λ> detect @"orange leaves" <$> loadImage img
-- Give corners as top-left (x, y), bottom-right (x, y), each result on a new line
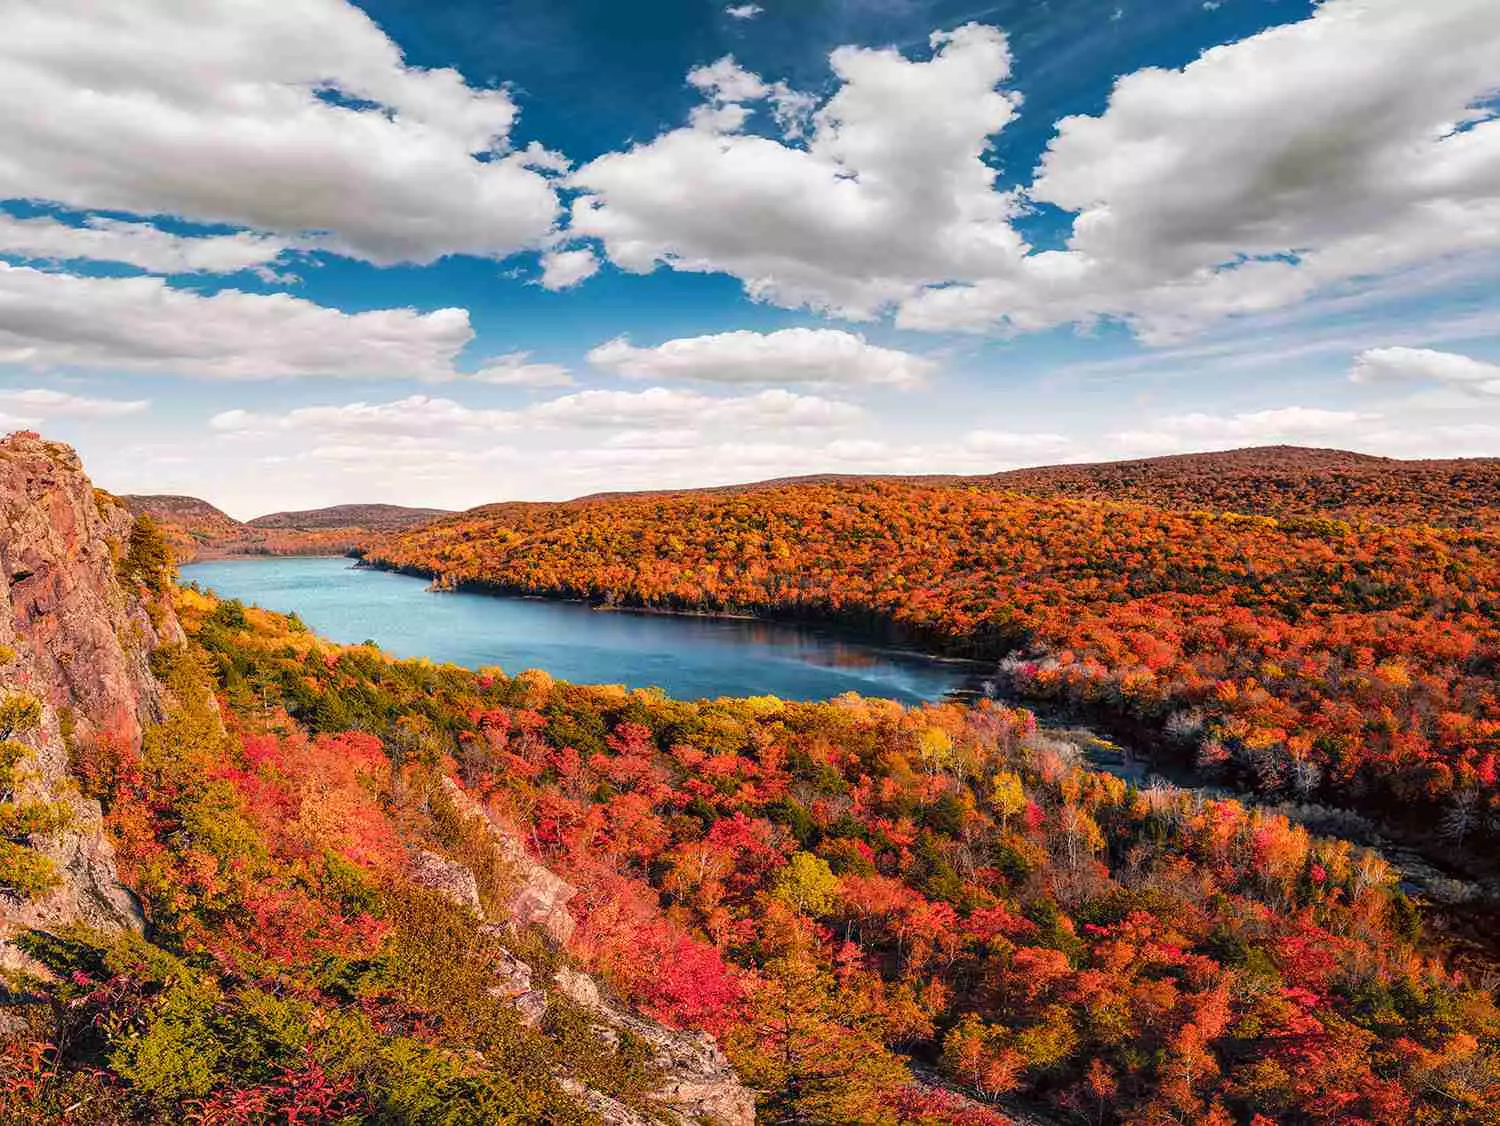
top-left (371, 468), bottom-right (1500, 835)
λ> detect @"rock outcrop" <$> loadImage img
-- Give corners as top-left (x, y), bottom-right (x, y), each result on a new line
top-left (412, 776), bottom-right (756, 1126)
top-left (436, 775), bottom-right (578, 947)
top-left (0, 432), bottom-right (182, 949)
top-left (564, 984), bottom-right (756, 1126)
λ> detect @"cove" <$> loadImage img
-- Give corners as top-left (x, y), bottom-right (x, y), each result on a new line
top-left (180, 555), bottom-right (979, 704)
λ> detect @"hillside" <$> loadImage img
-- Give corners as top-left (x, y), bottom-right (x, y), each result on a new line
top-left (3, 435), bottom-right (757, 1125)
top-left (2, 437), bottom-right (1500, 1121)
top-left (121, 496), bottom-right (447, 562)
top-left (247, 503), bottom-right (450, 531)
top-left (120, 494), bottom-right (244, 540)
top-left (552, 445), bottom-right (1500, 531)
top-left (370, 451), bottom-right (1500, 860)
top-left (5, 435), bottom-right (1499, 1124)
top-left (990, 446), bottom-right (1500, 530)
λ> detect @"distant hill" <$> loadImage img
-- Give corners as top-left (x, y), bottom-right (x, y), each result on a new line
top-left (499, 445), bottom-right (1500, 531)
top-left (247, 503), bottom-right (450, 531)
top-left (988, 444), bottom-right (1500, 529)
top-left (122, 494), bottom-right (244, 542)
top-left (121, 496), bottom-right (448, 561)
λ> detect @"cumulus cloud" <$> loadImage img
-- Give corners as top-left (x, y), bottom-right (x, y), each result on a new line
top-left (537, 248), bottom-right (600, 291)
top-left (587, 328), bottom-right (935, 388)
top-left (469, 352), bottom-right (575, 387)
top-left (569, 24), bottom-right (1025, 318)
top-left (0, 0), bottom-right (560, 265)
top-left (0, 388), bottom-right (148, 418)
top-left (528, 386), bottom-right (863, 430)
top-left (900, 0), bottom-right (1500, 339)
top-left (1110, 407), bottom-right (1379, 457)
top-left (0, 213), bottom-right (290, 275)
top-left (209, 385), bottom-right (861, 446)
top-left (211, 396), bottom-right (518, 439)
top-left (0, 262), bottom-right (477, 380)
top-left (1351, 346), bottom-right (1500, 397)
top-left (571, 3), bottom-right (1500, 342)
top-left (725, 5), bottom-right (763, 20)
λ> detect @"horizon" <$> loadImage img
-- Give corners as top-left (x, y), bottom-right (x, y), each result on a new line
top-left (2, 0), bottom-right (1498, 515)
top-left (105, 439), bottom-right (1481, 523)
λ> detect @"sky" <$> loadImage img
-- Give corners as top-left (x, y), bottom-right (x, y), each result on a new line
top-left (1, 0), bottom-right (1498, 519)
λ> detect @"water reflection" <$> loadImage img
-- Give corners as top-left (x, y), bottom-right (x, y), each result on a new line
top-left (181, 556), bottom-right (979, 705)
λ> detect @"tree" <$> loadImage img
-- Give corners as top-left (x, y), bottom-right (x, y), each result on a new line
top-left (121, 514), bottom-right (175, 595)
top-left (730, 951), bottom-right (907, 1125)
top-left (772, 851), bottom-right (840, 917)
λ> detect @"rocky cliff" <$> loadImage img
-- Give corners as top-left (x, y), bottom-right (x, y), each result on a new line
top-left (0, 432), bottom-right (181, 950)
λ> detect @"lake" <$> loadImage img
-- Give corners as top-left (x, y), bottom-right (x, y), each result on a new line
top-left (180, 556), bottom-right (979, 704)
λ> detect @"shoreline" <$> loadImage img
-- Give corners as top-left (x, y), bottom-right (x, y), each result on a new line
top-left (214, 553), bottom-right (1500, 969)
top-left (359, 557), bottom-right (1500, 932)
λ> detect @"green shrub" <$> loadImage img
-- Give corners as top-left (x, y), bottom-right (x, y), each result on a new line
top-left (120, 515), bottom-right (174, 595)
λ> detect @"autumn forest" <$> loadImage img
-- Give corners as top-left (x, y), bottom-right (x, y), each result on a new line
top-left (1, 437), bottom-right (1496, 1126)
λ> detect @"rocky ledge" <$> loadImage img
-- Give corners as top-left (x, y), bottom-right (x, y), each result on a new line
top-left (412, 775), bottom-right (756, 1126)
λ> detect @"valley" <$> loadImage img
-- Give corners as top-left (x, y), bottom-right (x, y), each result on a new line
top-left (3, 434), bottom-right (1497, 1124)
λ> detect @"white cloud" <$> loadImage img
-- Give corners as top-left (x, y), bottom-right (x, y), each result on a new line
top-left (1110, 406), bottom-right (1379, 456)
top-left (571, 3), bottom-right (1500, 343)
top-left (211, 395), bottom-right (518, 439)
top-left (0, 262), bottom-right (475, 380)
top-left (469, 352), bottom-right (575, 387)
top-left (900, 0), bottom-right (1500, 339)
top-left (528, 386), bottom-right (863, 430)
top-left (0, 214), bottom-right (290, 275)
top-left (0, 0), bottom-right (560, 265)
top-left (569, 25), bottom-right (1025, 318)
top-left (209, 385), bottom-right (861, 446)
top-left (602, 428), bottom-right (704, 450)
top-left (587, 328), bottom-right (935, 388)
top-left (725, 5), bottom-right (763, 20)
top-left (1351, 346), bottom-right (1500, 397)
top-left (960, 430), bottom-right (1075, 460)
top-left (0, 388), bottom-right (148, 418)
top-left (687, 57), bottom-right (770, 104)
top-left (537, 247), bottom-right (600, 291)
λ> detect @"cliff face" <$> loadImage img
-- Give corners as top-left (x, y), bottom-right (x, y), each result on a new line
top-left (0, 432), bottom-right (181, 943)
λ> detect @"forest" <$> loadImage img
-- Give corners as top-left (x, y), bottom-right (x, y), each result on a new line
top-left (4, 581), bottom-right (1497, 1124)
top-left (368, 464), bottom-right (1500, 856)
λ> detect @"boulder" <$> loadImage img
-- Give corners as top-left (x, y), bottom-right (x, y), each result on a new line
top-left (409, 848), bottom-right (482, 915)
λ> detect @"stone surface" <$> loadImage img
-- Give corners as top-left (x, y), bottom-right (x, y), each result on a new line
top-left (438, 776), bottom-right (578, 947)
top-left (549, 959), bottom-right (754, 1126)
top-left (0, 432), bottom-right (182, 945)
top-left (553, 964), bottom-right (601, 1009)
top-left (409, 848), bottom-right (483, 915)
top-left (433, 778), bottom-right (755, 1125)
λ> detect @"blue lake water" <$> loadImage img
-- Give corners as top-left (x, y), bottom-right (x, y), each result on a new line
top-left (180, 556), bottom-right (978, 704)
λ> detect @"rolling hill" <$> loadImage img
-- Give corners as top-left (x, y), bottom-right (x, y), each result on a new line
top-left (120, 496), bottom-right (449, 561)
top-left (246, 503), bottom-right (451, 531)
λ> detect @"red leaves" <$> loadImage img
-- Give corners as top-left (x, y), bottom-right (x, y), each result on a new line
top-left (369, 472), bottom-right (1500, 832)
top-left (189, 1051), bottom-right (366, 1125)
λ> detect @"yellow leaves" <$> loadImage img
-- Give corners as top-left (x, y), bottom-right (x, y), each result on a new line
top-left (772, 851), bottom-right (840, 917)
top-left (1374, 659), bottom-right (1413, 690)
top-left (914, 726), bottom-right (954, 771)
top-left (990, 770), bottom-right (1026, 825)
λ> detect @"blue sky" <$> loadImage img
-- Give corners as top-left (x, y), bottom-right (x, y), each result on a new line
top-left (1, 0), bottom-right (1497, 517)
